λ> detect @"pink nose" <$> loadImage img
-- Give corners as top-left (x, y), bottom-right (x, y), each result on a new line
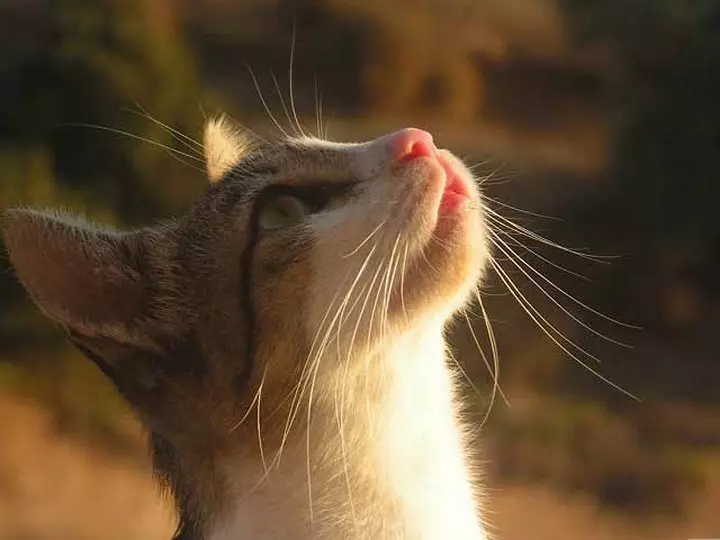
top-left (388, 128), bottom-right (436, 162)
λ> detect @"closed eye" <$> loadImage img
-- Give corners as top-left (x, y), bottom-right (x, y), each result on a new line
top-left (252, 182), bottom-right (359, 233)
top-left (257, 194), bottom-right (309, 232)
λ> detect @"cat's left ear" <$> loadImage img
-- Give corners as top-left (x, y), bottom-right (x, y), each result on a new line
top-left (1, 208), bottom-right (159, 348)
top-left (203, 115), bottom-right (254, 184)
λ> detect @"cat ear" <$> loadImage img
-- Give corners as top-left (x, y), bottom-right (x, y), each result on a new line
top-left (1, 208), bottom-right (156, 348)
top-left (203, 115), bottom-right (254, 184)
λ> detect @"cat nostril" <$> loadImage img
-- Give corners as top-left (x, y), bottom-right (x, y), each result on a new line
top-left (391, 128), bottom-right (436, 163)
top-left (407, 140), bottom-right (433, 161)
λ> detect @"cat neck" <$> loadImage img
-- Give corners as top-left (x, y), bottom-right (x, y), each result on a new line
top-left (207, 324), bottom-right (487, 540)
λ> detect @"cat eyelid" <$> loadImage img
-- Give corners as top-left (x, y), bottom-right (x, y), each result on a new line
top-left (253, 181), bottom-right (358, 216)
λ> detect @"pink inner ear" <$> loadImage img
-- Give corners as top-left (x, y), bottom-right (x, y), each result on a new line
top-left (3, 211), bottom-right (144, 331)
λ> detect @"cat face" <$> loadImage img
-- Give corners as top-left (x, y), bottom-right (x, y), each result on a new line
top-left (200, 120), bottom-right (489, 360)
top-left (1, 118), bottom-right (489, 525)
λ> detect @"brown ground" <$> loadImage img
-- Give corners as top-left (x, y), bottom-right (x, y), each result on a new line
top-left (0, 395), bottom-right (718, 540)
top-left (0, 396), bottom-right (175, 540)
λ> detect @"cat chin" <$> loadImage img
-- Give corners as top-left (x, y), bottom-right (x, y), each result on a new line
top-left (386, 213), bottom-right (488, 327)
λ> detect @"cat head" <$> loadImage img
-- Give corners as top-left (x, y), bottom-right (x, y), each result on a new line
top-left (1, 116), bottom-right (489, 528)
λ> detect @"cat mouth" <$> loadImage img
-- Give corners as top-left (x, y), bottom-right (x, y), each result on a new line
top-left (436, 152), bottom-right (472, 216)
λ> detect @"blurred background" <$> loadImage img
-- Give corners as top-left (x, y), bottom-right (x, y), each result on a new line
top-left (1, 0), bottom-right (719, 539)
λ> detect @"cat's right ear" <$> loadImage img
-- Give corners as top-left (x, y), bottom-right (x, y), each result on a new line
top-left (1, 208), bottom-right (160, 349)
top-left (203, 115), bottom-right (254, 184)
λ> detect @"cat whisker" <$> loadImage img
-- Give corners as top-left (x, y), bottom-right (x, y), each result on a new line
top-left (477, 290), bottom-right (505, 411)
top-left (302, 251), bottom-right (379, 522)
top-left (324, 115), bottom-right (333, 140)
top-left (245, 63), bottom-right (291, 139)
top-left (127, 101), bottom-right (205, 156)
top-left (300, 227), bottom-right (387, 404)
top-left (336, 245), bottom-right (380, 356)
top-left (485, 210), bottom-right (640, 329)
top-left (366, 255), bottom-right (391, 351)
top-left (64, 123), bottom-right (205, 173)
top-left (492, 226), bottom-right (592, 281)
top-left (222, 114), bottom-right (270, 146)
top-left (379, 248), bottom-right (399, 342)
top-left (484, 196), bottom-right (562, 222)
top-left (304, 343), bottom-right (323, 523)
top-left (334, 367), bottom-right (359, 531)
top-left (484, 207), bottom-right (616, 263)
top-left (248, 290), bottom-right (340, 492)
top-left (275, 290), bottom-right (341, 464)
top-left (399, 243), bottom-right (410, 323)
top-left (270, 239), bottom-right (382, 519)
top-left (489, 229), bottom-right (634, 345)
top-left (228, 368), bottom-right (266, 433)
top-left (285, 293), bottom-right (345, 516)
top-left (271, 71), bottom-right (302, 139)
top-left (472, 170), bottom-right (517, 185)
top-left (381, 233), bottom-right (403, 331)
top-left (475, 162), bottom-right (509, 186)
top-left (489, 239), bottom-right (604, 364)
top-left (467, 157), bottom-right (503, 172)
top-left (382, 242), bottom-right (405, 351)
top-left (318, 86), bottom-right (326, 140)
top-left (288, 20), bottom-right (307, 139)
top-left (256, 369), bottom-right (269, 474)
top-left (466, 159), bottom-right (492, 171)
top-left (490, 258), bottom-right (639, 400)
top-left (313, 75), bottom-right (323, 140)
top-left (430, 232), bottom-right (456, 252)
top-left (463, 305), bottom-right (508, 428)
top-left (448, 340), bottom-right (489, 412)
top-left (334, 282), bottom-right (371, 532)
top-left (342, 219), bottom-right (388, 258)
top-left (418, 247), bottom-right (441, 275)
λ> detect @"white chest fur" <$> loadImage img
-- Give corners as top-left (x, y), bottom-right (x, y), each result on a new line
top-left (209, 328), bottom-right (487, 540)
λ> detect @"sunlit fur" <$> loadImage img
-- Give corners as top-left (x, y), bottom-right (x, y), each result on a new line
top-left (204, 116), bottom-right (256, 183)
top-left (207, 132), bottom-right (490, 539)
top-left (2, 118), bottom-right (491, 540)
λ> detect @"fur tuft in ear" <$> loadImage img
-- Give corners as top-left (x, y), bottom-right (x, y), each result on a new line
top-left (203, 115), bottom-right (254, 184)
top-left (1, 208), bottom-right (155, 347)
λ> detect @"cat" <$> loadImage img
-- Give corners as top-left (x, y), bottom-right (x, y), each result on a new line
top-left (1, 117), bottom-right (491, 540)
